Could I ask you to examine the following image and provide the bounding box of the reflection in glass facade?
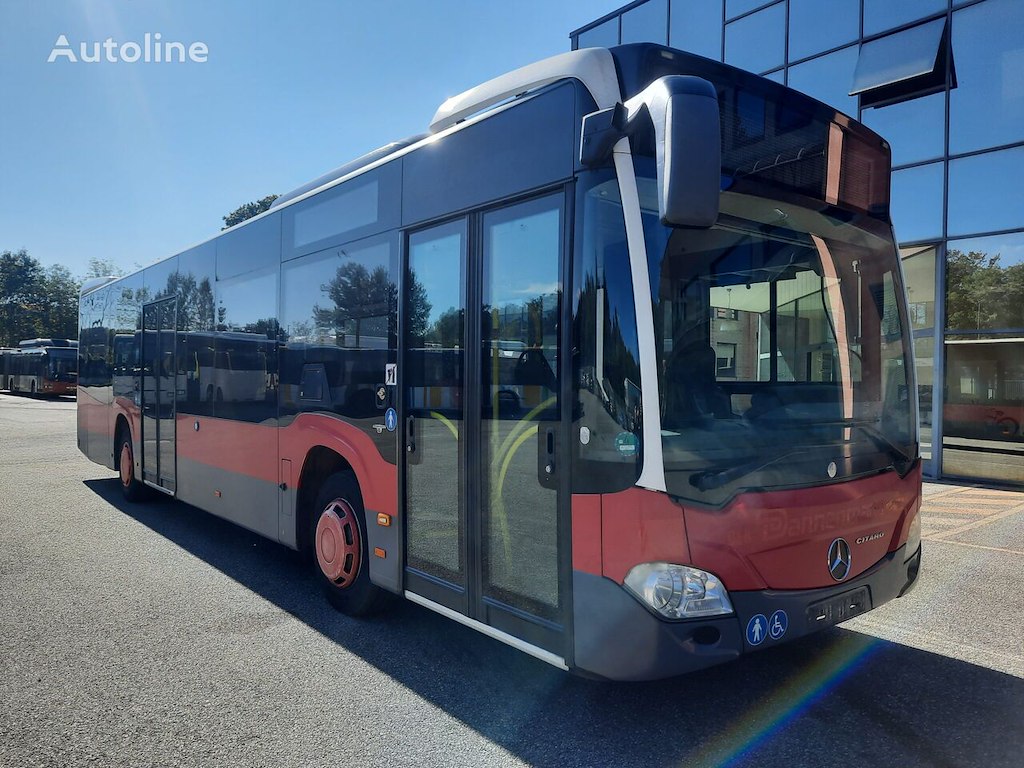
[891,162,944,243]
[570,0,1024,484]
[724,2,785,74]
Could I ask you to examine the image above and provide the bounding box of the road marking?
[926,504,1024,540]
[922,538,1024,557]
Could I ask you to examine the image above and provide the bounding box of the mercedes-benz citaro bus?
[77,44,922,681]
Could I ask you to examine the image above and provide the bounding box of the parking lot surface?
[1,393,1022,767]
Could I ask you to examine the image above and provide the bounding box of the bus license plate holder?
[806,587,871,629]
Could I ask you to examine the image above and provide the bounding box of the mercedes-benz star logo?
[828,538,852,582]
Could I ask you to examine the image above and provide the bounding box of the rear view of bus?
[570,45,921,679]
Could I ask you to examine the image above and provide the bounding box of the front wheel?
[117,433,149,502]
[311,471,391,616]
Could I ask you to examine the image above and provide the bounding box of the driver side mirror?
[581,75,721,228]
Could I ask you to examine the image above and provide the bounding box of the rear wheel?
[311,471,390,615]
[117,432,149,502]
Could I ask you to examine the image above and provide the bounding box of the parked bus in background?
[77,44,922,680]
[1,338,78,396]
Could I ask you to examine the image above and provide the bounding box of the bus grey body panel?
[271,135,427,210]
[365,509,401,593]
[429,47,621,133]
[402,82,578,226]
[573,543,920,681]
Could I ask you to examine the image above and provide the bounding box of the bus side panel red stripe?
[279,413,397,518]
[600,488,691,584]
[571,494,602,576]
[176,415,279,484]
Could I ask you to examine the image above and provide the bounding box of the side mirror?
[581,75,721,228]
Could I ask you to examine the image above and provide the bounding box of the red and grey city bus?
[77,44,922,680]
[1,338,78,396]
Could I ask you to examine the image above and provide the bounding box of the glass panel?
[280,235,398,439]
[635,168,915,505]
[891,162,944,243]
[764,69,784,84]
[143,256,178,303]
[950,0,1024,154]
[900,245,938,466]
[292,181,378,249]
[670,0,723,60]
[864,0,946,36]
[789,0,858,62]
[572,170,644,492]
[851,19,946,96]
[622,0,667,44]
[213,269,279,422]
[481,196,562,617]
[948,147,1024,238]
[725,2,785,74]
[176,243,216,417]
[216,213,281,281]
[726,0,772,20]
[578,17,619,49]
[945,231,1024,334]
[861,91,945,167]
[787,45,859,116]
[942,340,1024,483]
[405,221,466,582]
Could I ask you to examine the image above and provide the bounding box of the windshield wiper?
[690,450,799,492]
[689,420,915,492]
[803,418,915,474]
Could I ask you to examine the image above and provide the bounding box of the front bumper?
[571,543,922,681]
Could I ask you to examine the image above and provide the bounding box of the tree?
[38,265,80,340]
[0,249,45,346]
[945,249,1024,331]
[84,258,125,279]
[313,262,395,346]
[222,195,279,230]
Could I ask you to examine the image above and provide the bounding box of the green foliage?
[0,249,130,346]
[222,195,279,230]
[946,249,1024,331]
[85,258,125,279]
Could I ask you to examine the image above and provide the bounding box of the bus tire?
[311,471,390,616]
[117,431,149,502]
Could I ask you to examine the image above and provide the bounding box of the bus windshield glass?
[637,175,916,505]
[48,349,77,380]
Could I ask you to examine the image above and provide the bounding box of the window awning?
[850,19,952,107]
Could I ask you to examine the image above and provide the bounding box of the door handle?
[543,427,555,475]
[406,415,416,454]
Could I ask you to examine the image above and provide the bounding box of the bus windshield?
[639,177,917,504]
[48,349,77,381]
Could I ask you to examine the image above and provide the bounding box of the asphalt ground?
[1,392,1022,768]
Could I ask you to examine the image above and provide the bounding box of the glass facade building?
[572,0,1024,485]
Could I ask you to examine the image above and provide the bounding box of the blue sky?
[0,0,623,277]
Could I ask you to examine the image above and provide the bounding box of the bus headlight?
[624,563,734,619]
[904,512,921,562]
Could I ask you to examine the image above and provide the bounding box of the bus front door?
[141,297,177,493]
[403,194,568,659]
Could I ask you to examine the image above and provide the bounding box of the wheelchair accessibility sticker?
[768,609,788,640]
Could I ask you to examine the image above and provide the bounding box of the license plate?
[806,587,871,629]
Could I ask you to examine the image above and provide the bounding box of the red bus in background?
[77,44,922,680]
[1,338,78,396]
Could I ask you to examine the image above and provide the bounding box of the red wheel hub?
[120,442,133,487]
[316,498,361,587]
